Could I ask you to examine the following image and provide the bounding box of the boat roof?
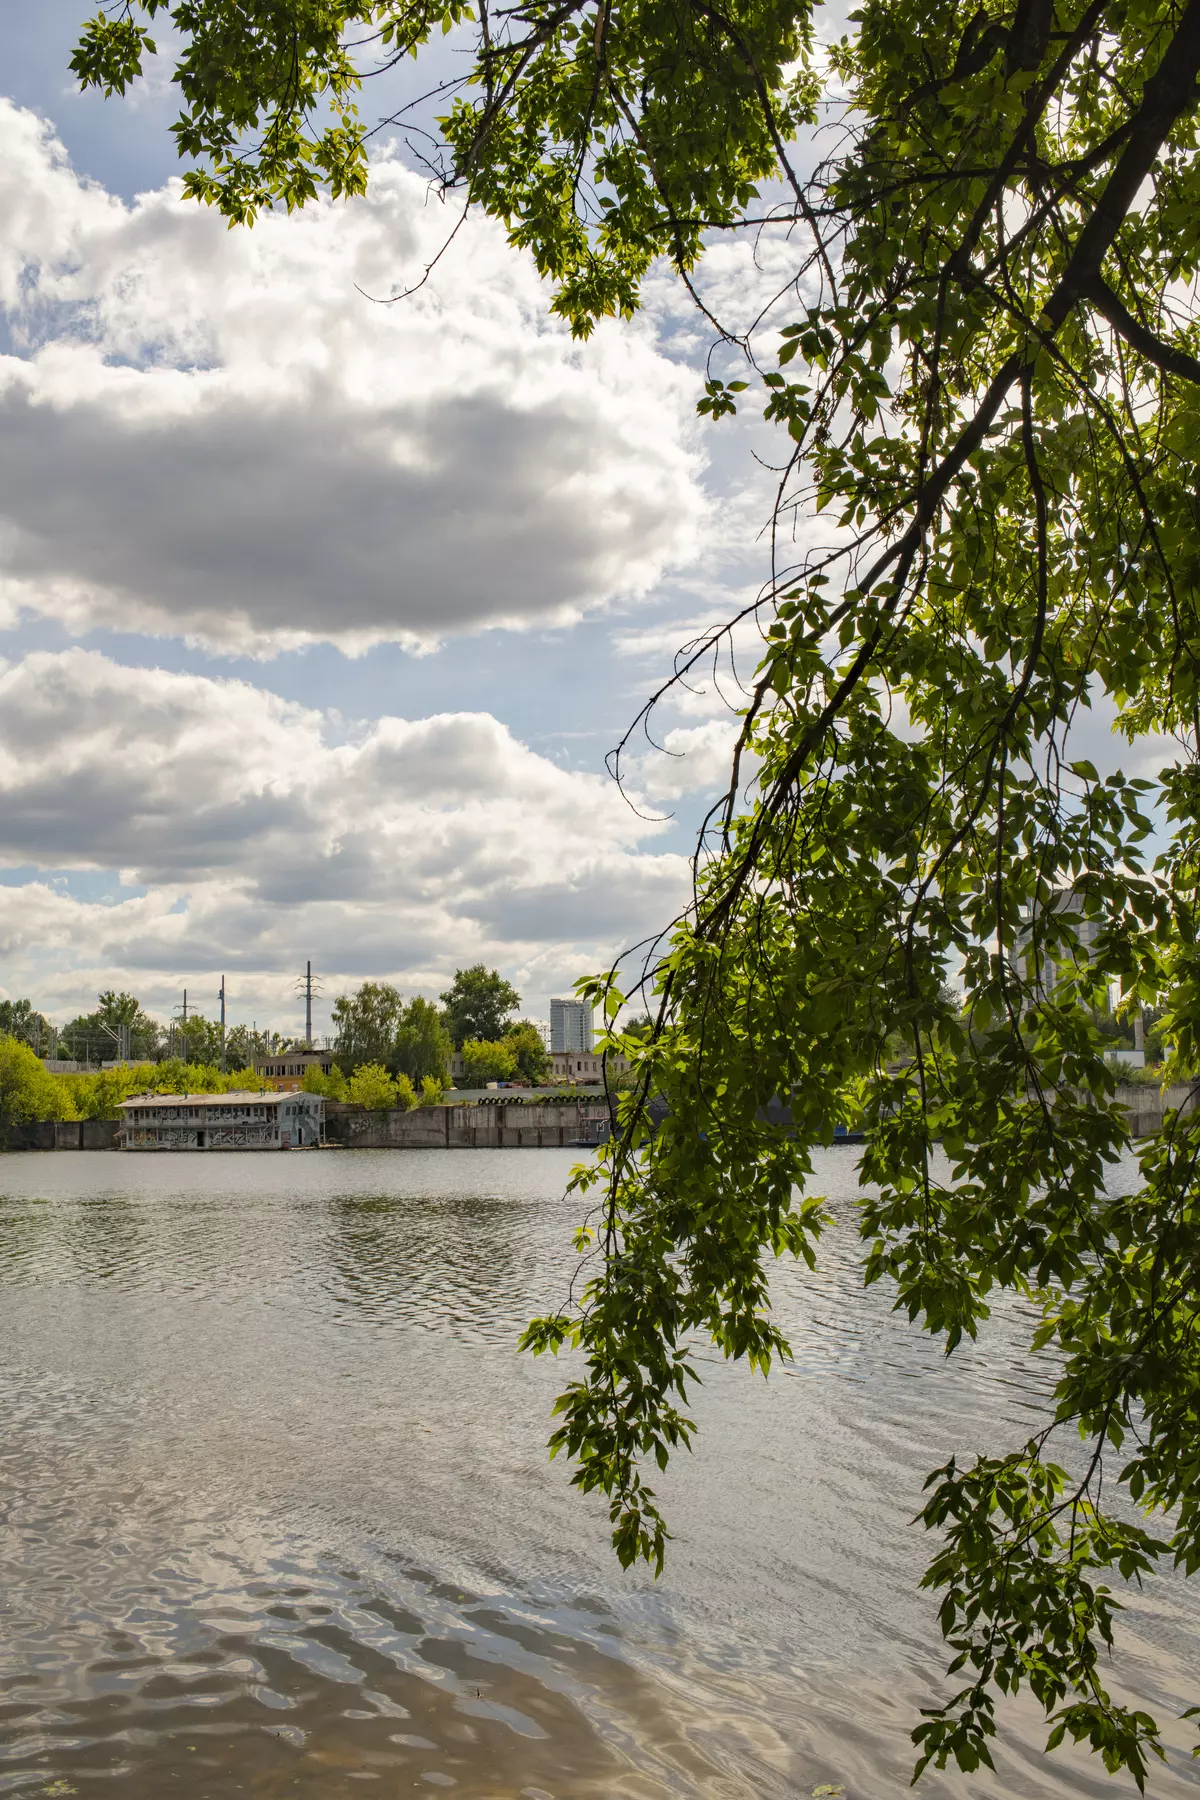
[117,1090,310,1109]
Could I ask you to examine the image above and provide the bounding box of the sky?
[0,1,796,1042]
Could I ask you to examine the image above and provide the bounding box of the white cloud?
[0,101,704,654]
[628,719,747,803]
[0,650,690,1025]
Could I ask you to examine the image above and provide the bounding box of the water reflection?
[0,1148,1196,1797]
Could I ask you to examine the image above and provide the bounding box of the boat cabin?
[118,1090,323,1151]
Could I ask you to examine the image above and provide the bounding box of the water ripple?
[0,1148,1196,1796]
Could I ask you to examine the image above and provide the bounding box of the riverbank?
[7,1083,1194,1150]
[5,1095,612,1151]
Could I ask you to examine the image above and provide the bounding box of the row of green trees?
[0,1038,272,1136]
[330,967,552,1086]
[299,1062,445,1110]
[0,964,564,1138]
[2,964,559,1088]
[1,990,293,1068]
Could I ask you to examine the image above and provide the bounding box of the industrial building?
[118,1090,324,1150]
[550,997,592,1053]
[548,1049,627,1081]
[252,1049,336,1091]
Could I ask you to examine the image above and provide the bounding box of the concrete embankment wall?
[1117,1082,1199,1137]
[324,1098,611,1150]
[8,1119,121,1151]
[2,1084,1193,1151]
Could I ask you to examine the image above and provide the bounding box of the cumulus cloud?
[0,101,703,653]
[0,650,690,1023]
[628,719,746,803]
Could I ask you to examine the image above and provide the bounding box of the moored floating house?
[118,1090,323,1151]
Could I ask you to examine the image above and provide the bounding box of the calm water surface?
[0,1149,1196,1798]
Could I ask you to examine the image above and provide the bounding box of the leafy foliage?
[440,965,521,1047]
[504,1019,551,1083]
[301,1061,350,1100]
[347,1060,399,1111]
[73,0,816,333]
[332,981,405,1065]
[458,1036,518,1085]
[0,1049,266,1128]
[70,1061,264,1115]
[0,998,53,1054]
[393,996,453,1084]
[0,1037,77,1136]
[75,0,1200,1781]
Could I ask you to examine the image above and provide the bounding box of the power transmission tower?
[171,989,190,1061]
[293,961,322,1049]
[98,1020,131,1063]
[218,975,227,1073]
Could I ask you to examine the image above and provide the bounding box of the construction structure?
[550,997,593,1053]
[118,1090,323,1150]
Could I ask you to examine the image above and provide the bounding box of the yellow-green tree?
[504,1021,550,1084]
[0,1036,76,1138]
[347,1063,397,1112]
[459,1038,518,1086]
[301,1063,349,1101]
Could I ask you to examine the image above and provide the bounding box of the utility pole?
[218,976,227,1073]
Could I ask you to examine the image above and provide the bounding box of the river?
[0,1148,1195,1798]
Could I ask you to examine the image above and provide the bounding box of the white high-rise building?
[550,997,593,1053]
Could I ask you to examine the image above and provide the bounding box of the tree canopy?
[0,998,53,1054]
[439,966,521,1046]
[332,980,405,1064]
[393,996,454,1083]
[61,990,163,1062]
[74,0,1200,1783]
[505,1020,551,1083]
[347,1060,400,1111]
[0,1037,75,1139]
[458,1036,518,1085]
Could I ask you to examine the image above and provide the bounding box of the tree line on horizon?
[0,964,580,1134]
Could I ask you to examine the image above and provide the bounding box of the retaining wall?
[5,1119,120,1151]
[1115,1081,1200,1138]
[324,1097,611,1150]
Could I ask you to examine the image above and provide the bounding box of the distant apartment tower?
[550,997,593,1053]
[1016,884,1104,1000]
